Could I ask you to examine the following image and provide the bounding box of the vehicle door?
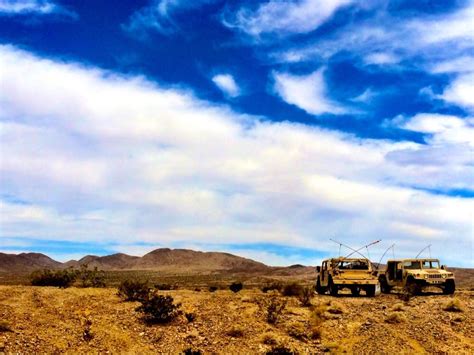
[321,261,328,286]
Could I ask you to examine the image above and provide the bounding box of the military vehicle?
[378,258,455,295]
[315,257,379,296]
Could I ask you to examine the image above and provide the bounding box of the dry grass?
[443,298,464,312]
[391,303,405,312]
[385,312,406,324]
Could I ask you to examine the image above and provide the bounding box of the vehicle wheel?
[406,278,420,295]
[379,276,391,294]
[443,279,455,295]
[366,285,376,297]
[329,278,338,296]
[351,287,360,296]
[316,277,326,295]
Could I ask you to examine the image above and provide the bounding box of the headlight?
[424,274,429,279]
[442,274,447,278]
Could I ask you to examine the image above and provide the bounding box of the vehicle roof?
[387,258,440,262]
[323,257,370,262]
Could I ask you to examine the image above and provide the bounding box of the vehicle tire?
[406,278,420,295]
[443,279,455,295]
[329,278,338,296]
[379,276,391,294]
[351,287,360,296]
[316,277,326,295]
[365,285,376,297]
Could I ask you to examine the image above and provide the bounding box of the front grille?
[428,274,442,279]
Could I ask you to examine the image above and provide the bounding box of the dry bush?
[117,280,150,302]
[262,283,283,293]
[78,264,106,288]
[385,312,406,324]
[286,322,307,340]
[266,296,286,324]
[266,344,296,355]
[282,282,303,297]
[297,286,313,307]
[185,312,196,323]
[183,348,202,355]
[326,301,346,315]
[261,332,278,345]
[229,282,243,293]
[310,325,322,340]
[136,294,182,324]
[0,321,12,333]
[155,283,173,291]
[226,326,245,338]
[391,303,405,312]
[443,298,464,312]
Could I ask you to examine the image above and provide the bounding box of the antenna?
[415,244,432,258]
[330,239,381,260]
[376,243,395,270]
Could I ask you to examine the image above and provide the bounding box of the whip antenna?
[415,244,432,258]
[376,243,395,270]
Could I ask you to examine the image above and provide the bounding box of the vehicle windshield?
[422,260,440,269]
[338,260,369,270]
[403,261,421,269]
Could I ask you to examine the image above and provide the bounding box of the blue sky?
[0,0,473,266]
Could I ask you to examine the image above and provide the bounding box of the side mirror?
[316,266,321,273]
[441,265,446,270]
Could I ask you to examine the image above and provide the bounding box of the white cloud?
[212,74,241,98]
[223,0,352,37]
[273,69,345,115]
[441,73,474,112]
[0,0,75,17]
[364,52,400,66]
[430,56,474,74]
[0,45,472,266]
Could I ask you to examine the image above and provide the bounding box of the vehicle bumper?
[334,279,379,285]
[417,279,454,286]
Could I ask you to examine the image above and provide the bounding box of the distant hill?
[26,248,269,273]
[0,252,62,272]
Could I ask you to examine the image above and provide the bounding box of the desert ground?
[0,285,472,354]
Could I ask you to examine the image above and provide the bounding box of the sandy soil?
[0,286,472,354]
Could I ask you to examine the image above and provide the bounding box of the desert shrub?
[183,348,202,355]
[326,301,346,314]
[117,280,150,302]
[385,312,406,324]
[155,283,173,291]
[30,268,78,288]
[297,286,313,307]
[286,322,307,340]
[443,298,464,312]
[229,282,243,293]
[310,325,322,340]
[185,312,196,323]
[78,264,106,288]
[82,318,93,341]
[261,333,278,345]
[282,282,303,297]
[226,326,244,337]
[136,294,181,324]
[266,345,295,355]
[209,286,218,292]
[391,303,405,312]
[266,296,286,324]
[262,282,283,293]
[0,321,12,333]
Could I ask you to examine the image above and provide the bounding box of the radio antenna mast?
[376,243,395,270]
[330,239,381,260]
[415,244,432,258]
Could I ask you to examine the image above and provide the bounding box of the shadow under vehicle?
[316,258,379,296]
[378,258,455,295]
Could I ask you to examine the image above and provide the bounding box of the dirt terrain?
[0,285,472,354]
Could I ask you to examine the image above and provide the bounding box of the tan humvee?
[315,257,379,296]
[378,258,455,295]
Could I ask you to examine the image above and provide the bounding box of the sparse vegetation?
[0,320,12,333]
[391,303,405,312]
[226,326,244,338]
[297,286,313,307]
[30,268,78,288]
[266,296,286,324]
[443,298,464,312]
[261,332,278,345]
[183,348,202,355]
[266,344,295,355]
[117,280,150,302]
[262,282,283,293]
[78,264,106,288]
[385,312,406,324]
[229,281,243,293]
[281,282,303,297]
[155,283,173,291]
[326,301,346,315]
[136,294,182,324]
[286,321,307,340]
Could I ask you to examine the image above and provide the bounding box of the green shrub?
[30,268,78,288]
[136,294,182,324]
[229,282,243,293]
[78,264,106,288]
[117,280,150,302]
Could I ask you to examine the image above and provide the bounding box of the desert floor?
[0,286,472,354]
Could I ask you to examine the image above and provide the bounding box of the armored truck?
[378,258,455,295]
[315,257,379,296]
